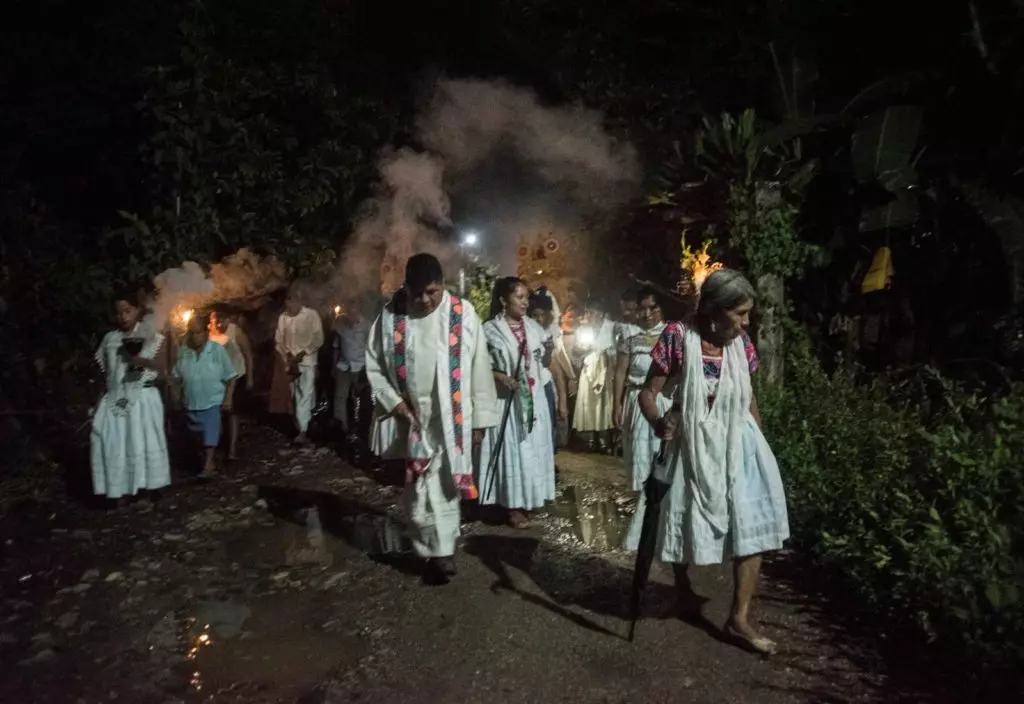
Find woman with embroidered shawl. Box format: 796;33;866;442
625;269;790;654
478;277;557;528
613;286;671;491
90;289;171;506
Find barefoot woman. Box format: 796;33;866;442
627;269;790;654
478;277;557;528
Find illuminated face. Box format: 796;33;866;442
504;283;530;320
408;281;445;317
187;317;209;350
717;299;754;341
530;307;554;328
115;300;141;332
637;296;662;330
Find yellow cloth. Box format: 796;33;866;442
862;247;893;293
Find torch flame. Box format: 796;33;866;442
334;305;342;317
560;306;574;334
181;309;194;325
679;231;723;294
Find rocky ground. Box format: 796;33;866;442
0;417;1017;703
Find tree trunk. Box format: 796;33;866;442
756;274;785;383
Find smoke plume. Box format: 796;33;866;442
150;261;214;330
337;77;641;297
150;250;289;329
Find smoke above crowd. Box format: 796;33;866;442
148;78;642;323
335;77;642;297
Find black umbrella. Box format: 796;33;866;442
484;348;524;502
628;437;673;642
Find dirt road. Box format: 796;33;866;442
0;421;1011;703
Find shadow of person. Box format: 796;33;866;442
463;532;739;647
463;533;624;639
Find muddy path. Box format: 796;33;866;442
0;420;1016;703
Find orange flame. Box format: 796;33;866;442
679;231;723;294
560;306;574;333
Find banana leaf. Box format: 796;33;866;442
850;106;923;186
859;190;920;232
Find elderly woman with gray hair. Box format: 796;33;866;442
625;268;790;654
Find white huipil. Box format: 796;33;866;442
573;318;616;432
477;316;557;510
620;322;670;490
275;307;324;433
90;327;171;498
365;293;499;558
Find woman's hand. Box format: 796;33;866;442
494;373;519;391
612;403;623;429
246;374;254;390
657;411;679;441
557;400;568;422
472;428;485;446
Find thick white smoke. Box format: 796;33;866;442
337;77;641;296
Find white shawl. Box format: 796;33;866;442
679;327;751;536
484;316;545;427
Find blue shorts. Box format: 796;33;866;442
187;407;222;448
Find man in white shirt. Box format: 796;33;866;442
365;254;499;581
274;288;325;445
332;304;370;441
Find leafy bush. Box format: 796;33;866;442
757;327;1024;666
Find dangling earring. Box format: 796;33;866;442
710;320;718;334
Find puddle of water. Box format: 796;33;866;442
547;485;636;551
347;513;411;555
185;593;366;696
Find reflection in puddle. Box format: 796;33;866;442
548;485;636;551
181;594;367;696
348;513;410;555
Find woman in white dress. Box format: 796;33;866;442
478;277;557;528
626;269;789;654
613;286;670;490
90;290;171;506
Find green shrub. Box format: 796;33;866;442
757;329;1024;666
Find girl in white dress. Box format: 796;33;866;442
613;286;670;490
478;277;557;528
90;290;171;506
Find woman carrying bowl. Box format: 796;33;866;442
90;288;171;507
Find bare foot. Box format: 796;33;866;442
724;617;777;655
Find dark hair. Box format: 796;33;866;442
112;284;144;309
529;290;553;312
489;276;526;319
405;253;444;292
635;286;662;307
620;288;638;302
